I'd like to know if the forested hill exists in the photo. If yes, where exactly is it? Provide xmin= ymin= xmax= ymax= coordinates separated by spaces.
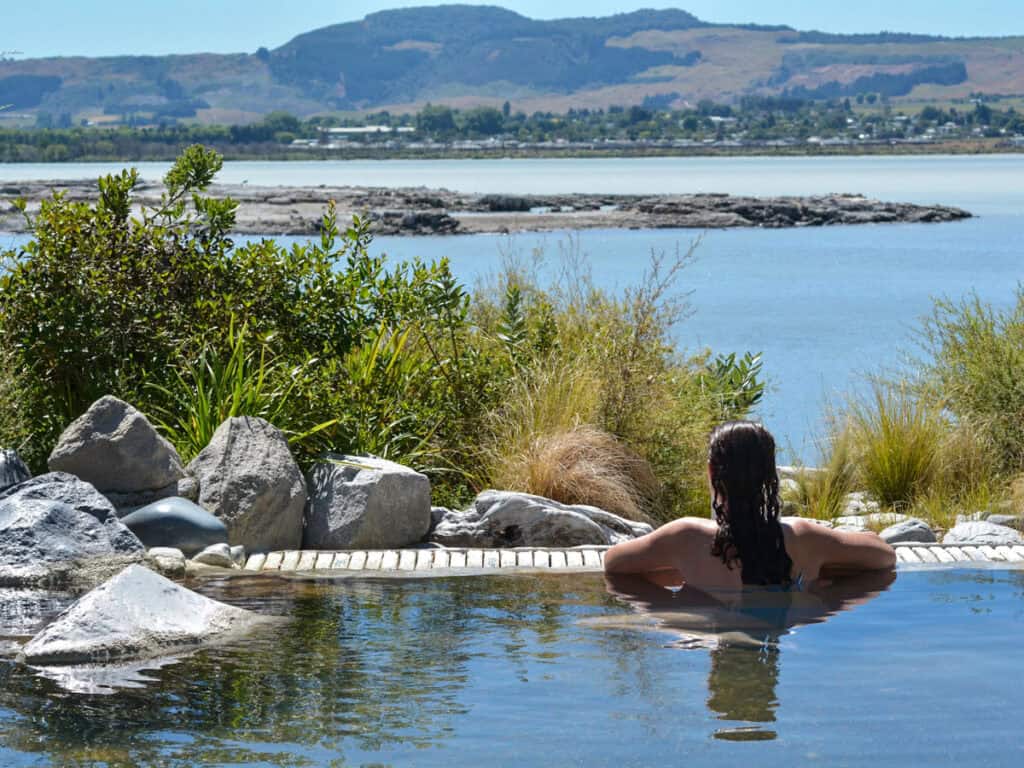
xmin=0 ymin=4 xmax=1021 ymax=125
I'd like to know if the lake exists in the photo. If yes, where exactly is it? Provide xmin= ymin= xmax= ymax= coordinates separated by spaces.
xmin=2 ymin=154 xmax=1022 ymax=461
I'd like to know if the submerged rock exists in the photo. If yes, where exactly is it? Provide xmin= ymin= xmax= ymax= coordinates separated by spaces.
xmin=430 ymin=490 xmax=652 ymax=548
xmin=942 ymin=521 xmax=1024 ymax=547
xmin=187 ymin=417 xmax=306 ymax=552
xmin=121 ymin=496 xmax=228 ymax=556
xmin=48 ymin=396 xmax=186 ymax=496
xmin=0 ymin=488 xmax=143 ymax=587
xmin=19 ymin=564 xmax=269 ymax=664
xmin=303 ymin=454 xmax=431 ymax=550
xmin=880 ymin=518 xmax=937 ymax=544
xmin=0 ymin=448 xmax=31 ymax=493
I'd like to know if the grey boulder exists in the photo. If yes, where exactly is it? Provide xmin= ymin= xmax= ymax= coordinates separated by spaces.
xmin=47 ymin=396 xmax=185 ymax=494
xmin=121 ymin=497 xmax=228 ymax=556
xmin=985 ymin=514 xmax=1024 ymax=531
xmin=943 ymin=521 xmax=1024 ymax=547
xmin=303 ymin=454 xmax=431 ymax=549
xmin=146 ymin=547 xmax=187 ymax=578
xmin=0 ymin=490 xmax=143 ymax=587
xmin=187 ymin=416 xmax=306 ymax=552
xmin=430 ymin=490 xmax=653 ymax=548
xmin=880 ymin=518 xmax=937 ymax=544
xmin=0 ymin=471 xmax=120 ymax=523
xmin=19 ymin=564 xmax=270 ymax=664
xmin=0 ymin=448 xmax=31 ymax=493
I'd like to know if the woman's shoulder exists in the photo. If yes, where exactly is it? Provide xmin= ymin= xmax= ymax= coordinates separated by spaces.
xmin=656 ymin=516 xmax=718 ymax=537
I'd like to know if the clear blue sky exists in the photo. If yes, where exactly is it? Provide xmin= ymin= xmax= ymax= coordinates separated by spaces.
xmin=4 ymin=1 xmax=1021 ymax=58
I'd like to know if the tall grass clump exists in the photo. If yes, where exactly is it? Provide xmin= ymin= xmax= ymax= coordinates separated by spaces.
xmin=787 ymin=423 xmax=859 ymax=521
xmin=919 ymin=290 xmax=1024 ymax=474
xmin=847 ymin=381 xmax=946 ymax=510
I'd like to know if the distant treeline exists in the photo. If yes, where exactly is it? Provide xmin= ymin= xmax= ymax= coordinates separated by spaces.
xmin=1 ymin=97 xmax=1020 ymax=162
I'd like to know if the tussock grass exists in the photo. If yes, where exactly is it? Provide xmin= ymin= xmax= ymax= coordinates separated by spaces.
xmin=848 ymin=381 xmax=945 ymax=510
xmin=787 ymin=425 xmax=859 ymax=522
xmin=487 ymin=424 xmax=660 ymax=523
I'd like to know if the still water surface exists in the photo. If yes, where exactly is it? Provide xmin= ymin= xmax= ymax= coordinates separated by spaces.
xmin=2 ymin=155 xmax=1021 ymax=460
xmin=0 ymin=569 xmax=1022 ymax=766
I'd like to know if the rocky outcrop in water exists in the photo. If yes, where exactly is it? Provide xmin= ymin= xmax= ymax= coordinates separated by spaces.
xmin=0 ymin=180 xmax=972 ymax=236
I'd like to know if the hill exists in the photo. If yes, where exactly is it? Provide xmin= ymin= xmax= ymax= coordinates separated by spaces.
xmin=0 ymin=5 xmax=1022 ymax=125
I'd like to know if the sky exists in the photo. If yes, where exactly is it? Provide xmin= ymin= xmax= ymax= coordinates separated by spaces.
xmin=3 ymin=1 xmax=1021 ymax=58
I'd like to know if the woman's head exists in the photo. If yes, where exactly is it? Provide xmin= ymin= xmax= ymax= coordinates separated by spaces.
xmin=707 ymin=421 xmax=792 ymax=585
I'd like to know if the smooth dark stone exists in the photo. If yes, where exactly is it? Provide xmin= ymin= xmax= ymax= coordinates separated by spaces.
xmin=121 ymin=497 xmax=228 ymax=556
xmin=0 ymin=449 xmax=31 ymax=494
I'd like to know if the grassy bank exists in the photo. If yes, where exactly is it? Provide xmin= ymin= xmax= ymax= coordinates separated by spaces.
xmin=0 ymin=146 xmax=763 ymax=522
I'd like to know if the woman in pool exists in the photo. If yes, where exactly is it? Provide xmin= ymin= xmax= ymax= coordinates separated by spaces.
xmin=604 ymin=421 xmax=896 ymax=589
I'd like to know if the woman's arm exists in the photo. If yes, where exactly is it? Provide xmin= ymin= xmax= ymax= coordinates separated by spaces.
xmin=792 ymin=520 xmax=896 ymax=575
xmin=603 ymin=520 xmax=692 ymax=576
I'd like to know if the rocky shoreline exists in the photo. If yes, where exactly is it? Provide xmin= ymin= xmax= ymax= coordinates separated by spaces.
xmin=0 ymin=180 xmax=972 ymax=236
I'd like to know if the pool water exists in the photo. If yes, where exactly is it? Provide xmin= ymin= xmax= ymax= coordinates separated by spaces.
xmin=1 ymin=568 xmax=1022 ymax=767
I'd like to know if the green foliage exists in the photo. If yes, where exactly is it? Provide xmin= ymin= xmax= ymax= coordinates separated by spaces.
xmin=787 ymin=425 xmax=859 ymax=521
xmin=919 ymin=289 xmax=1024 ymax=475
xmin=847 ymin=382 xmax=945 ymax=509
xmin=700 ymin=352 xmax=766 ymax=421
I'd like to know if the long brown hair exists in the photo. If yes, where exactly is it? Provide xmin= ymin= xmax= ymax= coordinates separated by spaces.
xmin=708 ymin=421 xmax=792 ymax=586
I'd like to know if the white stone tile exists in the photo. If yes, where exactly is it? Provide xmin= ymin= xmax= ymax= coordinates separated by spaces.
xmin=244 ymin=553 xmax=267 ymax=571
xmin=315 ymin=552 xmax=335 ymax=569
xmin=499 ymin=550 xmax=517 ymax=568
xmin=566 ymin=551 xmax=584 ymax=568
xmin=262 ymin=552 xmax=284 ymax=571
xmin=914 ymin=547 xmax=938 ymax=563
xmin=450 ymin=551 xmax=468 ymax=568
xmin=398 ymin=550 xmax=417 ymax=570
xmin=897 ymin=548 xmax=920 ymax=563
xmin=347 ymin=551 xmax=367 ymax=570
xmin=979 ymin=545 xmax=1004 ymax=561
xmin=945 ymin=546 xmax=969 ymax=562
xmin=415 ymin=550 xmax=434 ymax=570
xmin=364 ymin=551 xmax=384 ymax=570
xmin=962 ymin=546 xmax=986 ymax=561
xmin=297 ymin=551 xmax=318 ymax=570
xmin=483 ymin=550 xmax=500 ymax=568
xmin=466 ymin=550 xmax=484 ymax=568
xmin=931 ymin=547 xmax=954 ymax=563
xmin=516 ymin=551 xmax=533 ymax=567
xmin=532 ymin=551 xmax=550 ymax=568
xmin=996 ymin=545 xmax=1022 ymax=562
xmin=280 ymin=551 xmax=301 ymax=571
xmin=550 ymin=551 xmax=568 ymax=569
xmin=332 ymin=552 xmax=351 ymax=569
xmin=380 ymin=551 xmax=399 ymax=569
xmin=432 ymin=550 xmax=451 ymax=569
xmin=581 ymin=550 xmax=601 ymax=569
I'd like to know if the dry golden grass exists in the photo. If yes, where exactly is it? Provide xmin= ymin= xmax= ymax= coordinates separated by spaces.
xmin=489 ymin=425 xmax=660 ymax=524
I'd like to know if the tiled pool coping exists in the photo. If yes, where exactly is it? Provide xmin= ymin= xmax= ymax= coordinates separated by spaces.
xmin=240 ymin=543 xmax=1024 ymax=576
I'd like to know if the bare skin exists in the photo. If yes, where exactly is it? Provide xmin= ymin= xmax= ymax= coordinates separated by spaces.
xmin=603 ymin=517 xmax=897 ymax=591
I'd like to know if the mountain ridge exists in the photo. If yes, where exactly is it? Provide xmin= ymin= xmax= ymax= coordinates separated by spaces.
xmin=0 ymin=4 xmax=1021 ymax=124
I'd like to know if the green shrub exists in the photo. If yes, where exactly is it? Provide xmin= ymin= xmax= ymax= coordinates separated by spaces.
xmin=919 ymin=290 xmax=1024 ymax=474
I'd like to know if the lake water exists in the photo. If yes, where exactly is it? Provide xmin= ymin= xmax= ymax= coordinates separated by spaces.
xmin=2 ymin=155 xmax=1022 ymax=461
xmin=1 ymin=568 xmax=1022 ymax=766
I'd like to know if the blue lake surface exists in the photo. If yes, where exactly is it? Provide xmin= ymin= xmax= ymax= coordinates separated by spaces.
xmin=1 ymin=568 xmax=1022 ymax=766
xmin=2 ymin=154 xmax=1022 ymax=461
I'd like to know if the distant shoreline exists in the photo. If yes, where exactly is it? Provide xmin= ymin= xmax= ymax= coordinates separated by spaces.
xmin=1 ymin=140 xmax=1020 ymax=165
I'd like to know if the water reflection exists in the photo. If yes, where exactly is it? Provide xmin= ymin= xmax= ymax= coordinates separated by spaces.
xmin=602 ymin=570 xmax=896 ymax=740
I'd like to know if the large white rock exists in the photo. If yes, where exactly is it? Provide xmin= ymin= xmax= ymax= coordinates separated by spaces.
xmin=303 ymin=454 xmax=431 ymax=549
xmin=47 ymin=396 xmax=185 ymax=494
xmin=942 ymin=521 xmax=1024 ymax=547
xmin=19 ymin=564 xmax=269 ymax=664
xmin=430 ymin=490 xmax=653 ymax=548
xmin=187 ymin=417 xmax=306 ymax=552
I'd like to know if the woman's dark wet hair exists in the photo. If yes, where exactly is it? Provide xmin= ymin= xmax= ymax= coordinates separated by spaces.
xmin=708 ymin=421 xmax=793 ymax=586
